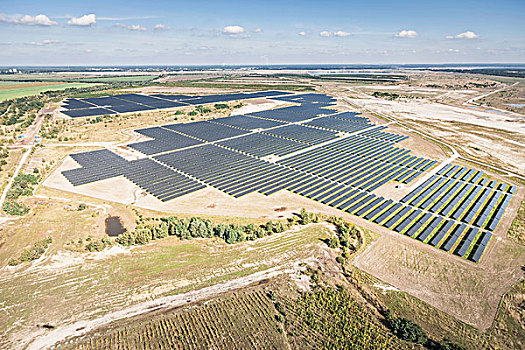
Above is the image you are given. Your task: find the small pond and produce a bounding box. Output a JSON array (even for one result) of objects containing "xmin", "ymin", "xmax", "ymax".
[{"xmin": 105, "ymin": 216, "xmax": 126, "ymax": 237}]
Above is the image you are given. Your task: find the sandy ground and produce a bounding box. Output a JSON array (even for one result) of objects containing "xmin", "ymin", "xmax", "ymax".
[
  {"xmin": 26, "ymin": 264, "xmax": 293, "ymax": 350},
  {"xmin": 44, "ymin": 157, "xmax": 359, "ymax": 220},
  {"xmin": 348, "ymin": 96, "xmax": 525, "ymax": 175},
  {"xmin": 351, "ymin": 96, "xmax": 524, "ymax": 134}
]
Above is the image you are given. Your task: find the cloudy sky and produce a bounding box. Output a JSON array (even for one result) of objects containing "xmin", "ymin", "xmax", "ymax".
[{"xmin": 0, "ymin": 0, "xmax": 523, "ymax": 65}]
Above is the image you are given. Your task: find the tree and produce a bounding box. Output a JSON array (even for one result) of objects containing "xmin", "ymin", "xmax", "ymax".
[
  {"xmin": 328, "ymin": 236, "xmax": 340, "ymax": 249},
  {"xmin": 385, "ymin": 312, "xmax": 428, "ymax": 344}
]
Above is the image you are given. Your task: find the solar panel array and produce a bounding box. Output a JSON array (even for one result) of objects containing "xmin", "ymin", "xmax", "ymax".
[
  {"xmin": 62, "ymin": 149, "xmax": 205, "ymax": 201},
  {"xmin": 61, "ymin": 91, "xmax": 293, "ymax": 118},
  {"xmin": 60, "ymin": 91, "xmax": 516, "ymax": 263},
  {"xmin": 127, "ymin": 127, "xmax": 203, "ymax": 155}
]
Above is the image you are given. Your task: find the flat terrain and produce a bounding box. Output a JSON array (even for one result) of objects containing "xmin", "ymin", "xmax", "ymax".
[
  {"xmin": 0, "ymin": 82, "xmax": 99, "ymax": 101},
  {"xmin": 0, "ymin": 70, "xmax": 524, "ymax": 350}
]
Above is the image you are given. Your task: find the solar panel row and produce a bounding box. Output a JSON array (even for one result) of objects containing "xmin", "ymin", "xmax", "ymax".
[
  {"xmin": 62, "ymin": 149, "xmax": 205, "ymax": 201},
  {"xmin": 128, "ymin": 127, "xmax": 203, "ymax": 155},
  {"xmin": 62, "ymin": 91, "xmax": 293, "ymax": 118},
  {"xmin": 59, "ymin": 92, "xmax": 515, "ymax": 263},
  {"xmin": 217, "ymin": 132, "xmax": 311, "ymax": 157},
  {"xmin": 358, "ymin": 127, "xmax": 408, "ymax": 143}
]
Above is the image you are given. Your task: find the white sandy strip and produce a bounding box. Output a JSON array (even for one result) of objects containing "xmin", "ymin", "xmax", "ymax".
[
  {"xmin": 0, "ymin": 147, "xmax": 31, "ymax": 213},
  {"xmin": 26, "ymin": 265, "xmax": 291, "ymax": 350}
]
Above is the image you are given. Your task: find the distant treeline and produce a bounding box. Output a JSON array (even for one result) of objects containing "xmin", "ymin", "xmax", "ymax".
[{"xmin": 428, "ymin": 68, "xmax": 525, "ymax": 78}]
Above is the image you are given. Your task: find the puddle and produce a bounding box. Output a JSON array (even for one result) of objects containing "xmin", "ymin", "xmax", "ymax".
[{"xmin": 105, "ymin": 216, "xmax": 126, "ymax": 237}]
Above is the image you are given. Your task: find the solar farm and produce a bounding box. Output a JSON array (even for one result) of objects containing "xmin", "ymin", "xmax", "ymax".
[
  {"xmin": 60, "ymin": 91, "xmax": 291, "ymax": 118},
  {"xmin": 59, "ymin": 91, "xmax": 516, "ymax": 263}
]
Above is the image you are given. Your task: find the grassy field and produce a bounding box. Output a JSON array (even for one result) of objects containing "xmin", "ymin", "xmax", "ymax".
[
  {"xmin": 361, "ymin": 266, "xmax": 525, "ymax": 350},
  {"xmin": 0, "ymin": 218, "xmax": 330, "ymax": 348},
  {"xmin": 75, "ymin": 75, "xmax": 157, "ymax": 83},
  {"xmin": 0, "ymin": 74, "xmax": 157, "ymax": 84},
  {"xmin": 507, "ymin": 200, "xmax": 525, "ymax": 245},
  {"xmin": 0, "ymin": 82, "xmax": 100, "ymax": 101}
]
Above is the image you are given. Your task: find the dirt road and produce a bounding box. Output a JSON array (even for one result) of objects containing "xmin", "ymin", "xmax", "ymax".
[{"xmin": 26, "ymin": 265, "xmax": 293, "ymax": 350}]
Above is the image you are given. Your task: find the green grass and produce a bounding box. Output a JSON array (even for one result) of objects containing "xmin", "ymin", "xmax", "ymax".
[
  {"xmin": 0, "ymin": 83, "xmax": 100, "ymax": 101},
  {"xmin": 0, "ymin": 74, "xmax": 157, "ymax": 84}
]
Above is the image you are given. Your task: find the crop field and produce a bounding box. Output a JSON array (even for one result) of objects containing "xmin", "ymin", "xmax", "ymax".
[
  {"xmin": 55, "ymin": 91, "xmax": 517, "ymax": 264},
  {"xmin": 0, "ymin": 219, "xmax": 330, "ymax": 349},
  {"xmin": 0, "ymin": 74, "xmax": 156, "ymax": 84},
  {"xmin": 0, "ymin": 82, "xmax": 99, "ymax": 101},
  {"xmin": 62, "ymin": 290, "xmax": 288, "ymax": 350}
]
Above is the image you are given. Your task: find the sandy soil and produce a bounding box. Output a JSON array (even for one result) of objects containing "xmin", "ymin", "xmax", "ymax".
[
  {"xmin": 26, "ymin": 265, "xmax": 292, "ymax": 350},
  {"xmin": 44, "ymin": 157, "xmax": 360, "ymax": 220},
  {"xmin": 352, "ymin": 97, "xmax": 524, "ymax": 134},
  {"xmin": 348, "ymin": 96, "xmax": 525, "ymax": 175}
]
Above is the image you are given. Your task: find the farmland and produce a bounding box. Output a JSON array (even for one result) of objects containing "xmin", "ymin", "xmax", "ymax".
[{"xmin": 0, "ymin": 81, "xmax": 99, "ymax": 101}]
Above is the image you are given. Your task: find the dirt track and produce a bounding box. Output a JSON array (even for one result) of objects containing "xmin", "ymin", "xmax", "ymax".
[{"xmin": 26, "ymin": 265, "xmax": 292, "ymax": 350}]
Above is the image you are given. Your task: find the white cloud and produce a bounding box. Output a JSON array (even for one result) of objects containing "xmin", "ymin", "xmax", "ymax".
[
  {"xmin": 395, "ymin": 30, "xmax": 418, "ymax": 38},
  {"xmin": 68, "ymin": 14, "xmax": 96, "ymax": 26},
  {"xmin": 222, "ymin": 25, "xmax": 245, "ymax": 35},
  {"xmin": 98, "ymin": 16, "xmax": 159, "ymax": 21},
  {"xmin": 298, "ymin": 31, "xmax": 306, "ymax": 36},
  {"xmin": 0, "ymin": 13, "xmax": 57, "ymax": 26},
  {"xmin": 116, "ymin": 23, "xmax": 147, "ymax": 31},
  {"xmin": 334, "ymin": 30, "xmax": 351, "ymax": 37},
  {"xmin": 319, "ymin": 31, "xmax": 332, "ymax": 37},
  {"xmin": 253, "ymin": 28, "xmax": 262, "ymax": 33},
  {"xmin": 153, "ymin": 24, "xmax": 170, "ymax": 31},
  {"xmin": 446, "ymin": 31, "xmax": 479, "ymax": 39},
  {"xmin": 29, "ymin": 39, "xmax": 60, "ymax": 46}
]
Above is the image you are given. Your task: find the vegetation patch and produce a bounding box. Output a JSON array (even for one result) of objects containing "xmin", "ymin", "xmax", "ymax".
[
  {"xmin": 282, "ymin": 284, "xmax": 398, "ymax": 349},
  {"xmin": 2, "ymin": 173, "xmax": 39, "ymax": 216},
  {"xmin": 8, "ymin": 237, "xmax": 52, "ymax": 266},
  {"xmin": 507, "ymin": 200, "xmax": 525, "ymax": 245},
  {"xmin": 62, "ymin": 289, "xmax": 287, "ymax": 350},
  {"xmin": 116, "ymin": 215, "xmax": 290, "ymax": 246}
]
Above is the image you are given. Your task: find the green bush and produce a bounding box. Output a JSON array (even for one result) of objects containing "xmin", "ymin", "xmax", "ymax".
[
  {"xmin": 434, "ymin": 339, "xmax": 467, "ymax": 350},
  {"xmin": 85, "ymin": 235, "xmax": 112, "ymax": 252},
  {"xmin": 2, "ymin": 200, "xmax": 29, "ymax": 215},
  {"xmin": 8, "ymin": 237, "xmax": 52, "ymax": 265},
  {"xmin": 385, "ymin": 312, "xmax": 428, "ymax": 344},
  {"xmin": 116, "ymin": 215, "xmax": 297, "ymax": 247},
  {"xmin": 328, "ymin": 236, "xmax": 340, "ymax": 249}
]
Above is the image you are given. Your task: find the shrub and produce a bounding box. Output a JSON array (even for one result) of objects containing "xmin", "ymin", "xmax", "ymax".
[
  {"xmin": 385, "ymin": 312, "xmax": 428, "ymax": 344},
  {"xmin": 2, "ymin": 200, "xmax": 29, "ymax": 215},
  {"xmin": 9, "ymin": 237, "xmax": 52, "ymax": 265},
  {"xmin": 328, "ymin": 236, "xmax": 340, "ymax": 249}
]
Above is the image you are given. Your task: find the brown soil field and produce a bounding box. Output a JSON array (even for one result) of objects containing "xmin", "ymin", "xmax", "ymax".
[{"xmin": 0, "ymin": 82, "xmax": 67, "ymax": 90}]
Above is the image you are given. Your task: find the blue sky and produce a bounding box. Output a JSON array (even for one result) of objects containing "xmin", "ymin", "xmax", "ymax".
[{"xmin": 0, "ymin": 0, "xmax": 523, "ymax": 65}]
